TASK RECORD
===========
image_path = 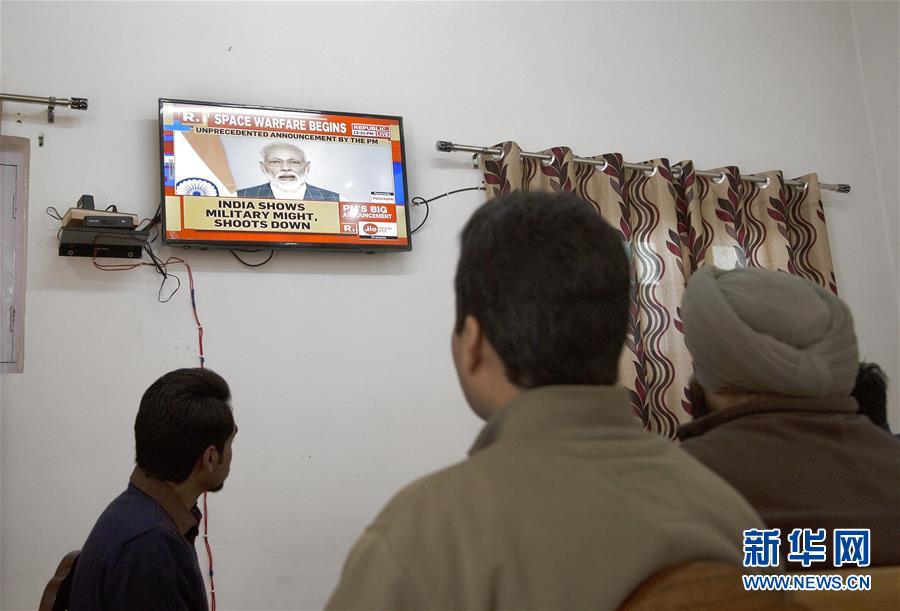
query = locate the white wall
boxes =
[1,2,898,609]
[851,0,900,373]
[0,371,3,594]
[852,0,900,279]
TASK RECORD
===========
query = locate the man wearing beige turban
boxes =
[678,266,900,565]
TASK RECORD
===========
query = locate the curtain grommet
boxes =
[489,146,506,162]
[593,159,609,173]
[540,154,555,167]
[759,176,771,190]
[713,171,727,184]
[643,164,658,178]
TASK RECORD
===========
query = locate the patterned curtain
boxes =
[481,141,837,438]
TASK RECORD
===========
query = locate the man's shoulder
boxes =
[236,183,271,196]
[371,459,487,526]
[678,409,782,455]
[85,486,179,549]
[71,486,203,610]
[682,409,900,476]
[663,441,766,521]
[305,184,340,200]
[74,487,183,582]
[81,504,194,579]
[680,408,833,451]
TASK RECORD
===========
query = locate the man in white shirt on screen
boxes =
[237,141,340,201]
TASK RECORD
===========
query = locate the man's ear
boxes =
[459,315,484,376]
[259,160,267,176]
[198,445,219,473]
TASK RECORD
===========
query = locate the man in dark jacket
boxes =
[678,266,900,566]
[70,368,237,610]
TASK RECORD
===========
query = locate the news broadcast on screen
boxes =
[159,99,410,251]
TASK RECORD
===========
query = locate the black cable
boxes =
[135,205,162,232]
[144,242,167,277]
[134,219,160,245]
[230,249,275,267]
[138,203,164,243]
[144,241,168,281]
[434,186,486,200]
[54,212,176,302]
[410,186,485,234]
[157,272,182,303]
[410,197,429,234]
[144,241,182,302]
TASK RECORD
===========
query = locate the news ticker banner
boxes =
[165,196,407,241]
[162,104,401,147]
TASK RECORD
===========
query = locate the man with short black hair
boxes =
[327,191,763,610]
[70,368,237,611]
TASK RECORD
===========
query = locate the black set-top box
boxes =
[59,227,150,259]
[83,215,135,229]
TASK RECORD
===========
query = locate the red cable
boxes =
[203,491,216,611]
[176,258,215,611]
[92,253,205,368]
[93,250,215,610]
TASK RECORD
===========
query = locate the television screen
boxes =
[159,99,410,251]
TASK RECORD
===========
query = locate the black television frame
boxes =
[158,98,412,253]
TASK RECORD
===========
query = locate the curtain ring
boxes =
[540,153,555,167]
[643,164,658,178]
[671,165,683,178]
[593,159,609,173]
[489,146,507,162]
[713,171,727,184]
[759,176,771,190]
[800,179,809,193]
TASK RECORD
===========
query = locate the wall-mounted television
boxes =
[159,99,411,252]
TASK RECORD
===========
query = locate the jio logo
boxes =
[363,223,378,235]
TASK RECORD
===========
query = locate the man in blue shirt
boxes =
[70,368,237,611]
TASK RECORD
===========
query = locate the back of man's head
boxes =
[135,368,234,483]
[454,190,630,387]
[852,362,890,432]
[681,266,859,398]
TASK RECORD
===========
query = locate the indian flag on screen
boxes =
[172,131,237,197]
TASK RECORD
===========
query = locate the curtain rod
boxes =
[1,93,88,123]
[436,140,851,194]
